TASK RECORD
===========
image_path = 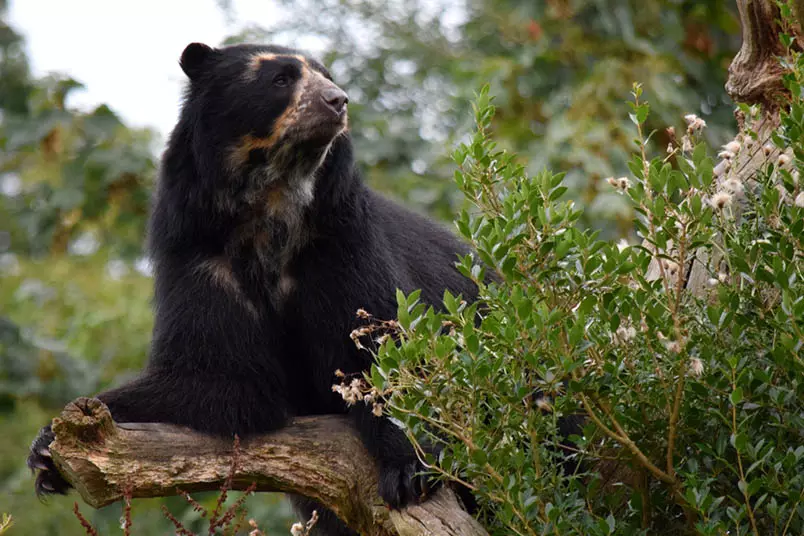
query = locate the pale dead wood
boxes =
[645,0,801,296]
[49,398,487,536]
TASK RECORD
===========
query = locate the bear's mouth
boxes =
[293,113,348,148]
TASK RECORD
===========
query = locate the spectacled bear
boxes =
[27,43,480,535]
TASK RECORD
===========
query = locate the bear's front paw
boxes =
[378,458,439,509]
[27,424,71,496]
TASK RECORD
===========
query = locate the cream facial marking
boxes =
[245,52,309,80]
[228,63,340,171]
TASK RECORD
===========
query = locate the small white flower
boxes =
[795,192,804,208]
[291,522,305,536]
[718,150,735,160]
[763,144,774,156]
[667,143,674,154]
[724,140,741,154]
[707,278,719,287]
[777,153,791,166]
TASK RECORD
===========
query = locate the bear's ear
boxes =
[180,43,216,80]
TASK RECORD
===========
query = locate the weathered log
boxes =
[49,398,487,536]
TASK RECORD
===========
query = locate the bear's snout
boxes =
[321,87,349,117]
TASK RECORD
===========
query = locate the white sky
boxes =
[8,0,286,143]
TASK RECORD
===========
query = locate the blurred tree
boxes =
[231,0,740,234]
[1,0,743,533]
[0,1,293,533]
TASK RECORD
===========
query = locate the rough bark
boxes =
[726,0,790,105]
[645,0,801,292]
[49,398,487,536]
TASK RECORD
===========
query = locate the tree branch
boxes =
[727,0,788,105]
[49,398,487,536]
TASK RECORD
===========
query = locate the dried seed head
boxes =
[776,183,789,202]
[535,397,553,412]
[664,339,684,354]
[689,357,704,377]
[684,114,706,132]
[662,259,680,277]
[375,333,391,345]
[710,191,733,210]
[681,135,693,153]
[722,178,744,198]
[612,325,637,345]
[606,176,631,193]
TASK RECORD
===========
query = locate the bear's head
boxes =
[171,42,350,212]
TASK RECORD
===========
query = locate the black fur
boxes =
[28,43,478,534]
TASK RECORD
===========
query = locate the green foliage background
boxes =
[0,0,741,533]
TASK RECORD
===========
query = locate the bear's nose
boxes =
[321,87,349,115]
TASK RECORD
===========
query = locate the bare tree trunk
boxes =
[645,0,802,293]
[50,398,487,536]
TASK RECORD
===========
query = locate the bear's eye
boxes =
[272,74,290,88]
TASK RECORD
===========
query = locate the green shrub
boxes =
[349,26,804,536]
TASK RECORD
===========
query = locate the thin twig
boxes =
[72,503,99,536]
